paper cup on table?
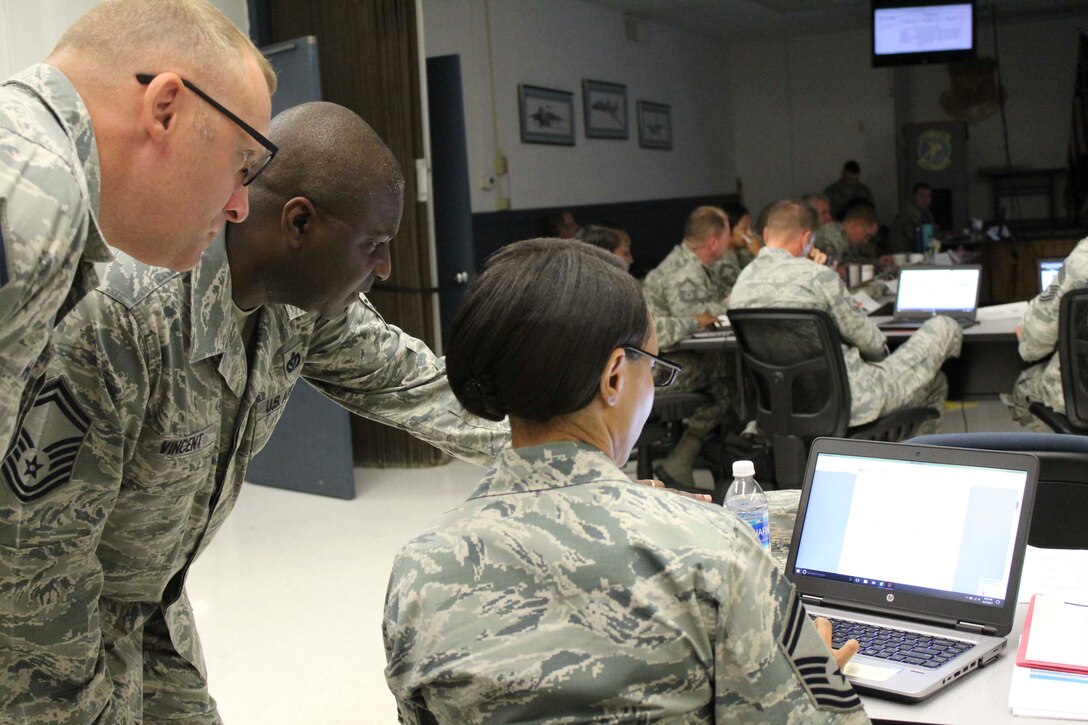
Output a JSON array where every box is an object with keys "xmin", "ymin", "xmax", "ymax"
[
  {"xmin": 909, "ymin": 253, "xmax": 924, "ymax": 264},
  {"xmin": 861, "ymin": 264, "xmax": 874, "ymax": 282},
  {"xmin": 893, "ymin": 253, "xmax": 907, "ymax": 266},
  {"xmin": 848, "ymin": 264, "xmax": 861, "ymax": 288}
]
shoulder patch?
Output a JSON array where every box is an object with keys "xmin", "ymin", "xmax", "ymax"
[
  {"xmin": 781, "ymin": 597, "xmax": 862, "ymax": 712},
  {"xmin": 676, "ymin": 278, "xmax": 702, "ymax": 304},
  {"xmin": 2, "ymin": 377, "xmax": 91, "ymax": 502}
]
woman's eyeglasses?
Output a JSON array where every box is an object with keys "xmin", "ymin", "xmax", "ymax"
[{"xmin": 623, "ymin": 346, "xmax": 682, "ymax": 388}]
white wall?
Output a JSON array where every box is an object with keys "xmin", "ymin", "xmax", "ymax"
[
  {"xmin": 0, "ymin": 0, "xmax": 249, "ymax": 80},
  {"xmin": 905, "ymin": 11, "xmax": 1088, "ymax": 220},
  {"xmin": 730, "ymin": 27, "xmax": 898, "ymax": 218},
  {"xmin": 728, "ymin": 10, "xmax": 1088, "ymax": 223},
  {"xmin": 421, "ymin": 0, "xmax": 734, "ymax": 213}
]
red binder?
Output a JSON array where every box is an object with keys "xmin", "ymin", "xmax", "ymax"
[{"xmin": 1015, "ymin": 594, "xmax": 1088, "ymax": 675}]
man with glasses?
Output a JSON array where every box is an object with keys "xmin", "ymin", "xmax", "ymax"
[
  {"xmin": 0, "ymin": 101, "xmax": 510, "ymax": 723},
  {"xmin": 0, "ymin": 0, "xmax": 275, "ymax": 467}
]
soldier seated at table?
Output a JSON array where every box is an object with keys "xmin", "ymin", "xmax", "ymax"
[
  {"xmin": 886, "ymin": 182, "xmax": 938, "ymax": 256},
  {"xmin": 384, "ymin": 238, "xmax": 867, "ymax": 724},
  {"xmin": 730, "ymin": 200, "xmax": 962, "ymax": 436},
  {"xmin": 1004, "ymin": 236, "xmax": 1088, "ymax": 430},
  {"xmin": 814, "ymin": 201, "xmax": 881, "ymax": 266},
  {"xmin": 641, "ymin": 206, "xmax": 744, "ymax": 487}
]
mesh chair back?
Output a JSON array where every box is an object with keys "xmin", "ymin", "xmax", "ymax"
[
  {"xmin": 728, "ymin": 309, "xmax": 852, "ymax": 439},
  {"xmin": 1059, "ymin": 288, "xmax": 1088, "ymax": 427}
]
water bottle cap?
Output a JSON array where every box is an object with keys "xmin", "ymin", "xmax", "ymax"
[{"xmin": 732, "ymin": 460, "xmax": 755, "ymax": 477}]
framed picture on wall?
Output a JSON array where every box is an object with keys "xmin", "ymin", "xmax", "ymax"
[
  {"xmin": 637, "ymin": 101, "xmax": 672, "ymax": 150},
  {"xmin": 582, "ymin": 79, "xmax": 628, "ymax": 139},
  {"xmin": 519, "ymin": 84, "xmax": 575, "ymax": 145}
]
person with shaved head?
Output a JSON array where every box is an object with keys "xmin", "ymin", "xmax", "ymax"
[
  {"xmin": 730, "ymin": 200, "xmax": 962, "ymax": 434},
  {"xmin": 0, "ymin": 0, "xmax": 275, "ymax": 489},
  {"xmin": 0, "ymin": 102, "xmax": 507, "ymax": 723}
]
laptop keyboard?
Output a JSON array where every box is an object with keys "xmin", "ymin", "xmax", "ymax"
[{"xmin": 827, "ymin": 617, "xmax": 976, "ymax": 668}]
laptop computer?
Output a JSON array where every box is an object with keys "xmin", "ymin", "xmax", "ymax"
[
  {"xmin": 785, "ymin": 437, "xmax": 1038, "ymax": 702},
  {"xmin": 877, "ymin": 265, "xmax": 982, "ymax": 330},
  {"xmin": 1038, "ymin": 258, "xmax": 1064, "ymax": 293}
]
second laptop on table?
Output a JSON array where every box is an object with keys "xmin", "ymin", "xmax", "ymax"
[{"xmin": 877, "ymin": 265, "xmax": 982, "ymax": 330}]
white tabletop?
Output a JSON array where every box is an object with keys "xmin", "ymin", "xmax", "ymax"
[{"xmin": 859, "ymin": 606, "xmax": 1049, "ymax": 724}]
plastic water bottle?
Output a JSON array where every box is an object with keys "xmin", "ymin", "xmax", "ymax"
[{"xmin": 723, "ymin": 460, "xmax": 769, "ymax": 549}]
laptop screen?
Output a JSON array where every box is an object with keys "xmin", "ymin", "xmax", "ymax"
[
  {"xmin": 1039, "ymin": 259, "xmax": 1063, "ymax": 292},
  {"xmin": 793, "ymin": 452, "xmax": 1029, "ymax": 609},
  {"xmin": 895, "ymin": 267, "xmax": 980, "ymax": 316}
]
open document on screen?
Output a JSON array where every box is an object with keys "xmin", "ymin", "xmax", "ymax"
[
  {"xmin": 897, "ymin": 267, "xmax": 980, "ymax": 314},
  {"xmin": 794, "ymin": 453, "xmax": 1027, "ymax": 606},
  {"xmin": 874, "ymin": 4, "xmax": 974, "ymax": 56}
]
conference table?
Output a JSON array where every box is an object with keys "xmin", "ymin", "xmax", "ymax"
[
  {"xmin": 670, "ymin": 314, "xmax": 1021, "ymax": 401},
  {"xmin": 764, "ymin": 490, "xmax": 1080, "ymax": 725}
]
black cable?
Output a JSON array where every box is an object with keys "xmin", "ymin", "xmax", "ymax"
[
  {"xmin": 991, "ymin": 3, "xmax": 1017, "ymax": 222},
  {"xmin": 961, "ymin": 401, "xmax": 969, "ymax": 433}
]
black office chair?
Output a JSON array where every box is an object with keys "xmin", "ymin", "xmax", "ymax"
[
  {"xmin": 728, "ymin": 308, "xmax": 938, "ymax": 488},
  {"xmin": 633, "ymin": 391, "xmax": 714, "ymax": 481},
  {"xmin": 1028, "ymin": 288, "xmax": 1088, "ymax": 434},
  {"xmin": 910, "ymin": 432, "xmax": 1088, "ymax": 549}
]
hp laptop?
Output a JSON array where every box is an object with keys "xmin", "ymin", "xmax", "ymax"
[
  {"xmin": 786, "ymin": 437, "xmax": 1038, "ymax": 702},
  {"xmin": 877, "ymin": 265, "xmax": 981, "ymax": 330},
  {"xmin": 1038, "ymin": 258, "xmax": 1063, "ymax": 293}
]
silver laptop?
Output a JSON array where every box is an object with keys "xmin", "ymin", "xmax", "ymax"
[
  {"xmin": 785, "ymin": 437, "xmax": 1038, "ymax": 702},
  {"xmin": 1038, "ymin": 258, "xmax": 1063, "ymax": 293},
  {"xmin": 878, "ymin": 265, "xmax": 981, "ymax": 330}
]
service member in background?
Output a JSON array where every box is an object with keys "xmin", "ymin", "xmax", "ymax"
[
  {"xmin": 1005, "ymin": 237, "xmax": 1088, "ymax": 429},
  {"xmin": 0, "ymin": 102, "xmax": 507, "ymax": 723},
  {"xmin": 642, "ymin": 206, "xmax": 743, "ymax": 488},
  {"xmin": 731, "ymin": 200, "xmax": 962, "ymax": 434},
  {"xmin": 0, "ymin": 0, "xmax": 276, "ymax": 463}
]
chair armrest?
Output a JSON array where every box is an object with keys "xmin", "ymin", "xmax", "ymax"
[
  {"xmin": 1028, "ymin": 401, "xmax": 1081, "ymax": 435},
  {"xmin": 848, "ymin": 407, "xmax": 939, "ymax": 441}
]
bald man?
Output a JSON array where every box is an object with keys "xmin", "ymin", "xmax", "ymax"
[
  {"xmin": 0, "ymin": 0, "xmax": 275, "ymax": 479},
  {"xmin": 0, "ymin": 103, "xmax": 507, "ymax": 723}
]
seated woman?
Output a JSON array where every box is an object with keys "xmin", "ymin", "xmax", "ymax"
[
  {"xmin": 383, "ymin": 239, "xmax": 865, "ymax": 724},
  {"xmin": 581, "ymin": 224, "xmax": 634, "ymax": 271},
  {"xmin": 723, "ymin": 200, "xmax": 762, "ymax": 268}
]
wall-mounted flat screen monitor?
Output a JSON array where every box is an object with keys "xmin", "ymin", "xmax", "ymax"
[{"xmin": 872, "ymin": 0, "xmax": 976, "ymax": 67}]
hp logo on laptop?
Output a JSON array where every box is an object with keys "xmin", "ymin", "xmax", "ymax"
[{"xmin": 887, "ymin": 593, "xmax": 895, "ymax": 602}]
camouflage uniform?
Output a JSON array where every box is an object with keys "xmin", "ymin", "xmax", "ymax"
[
  {"xmin": 814, "ymin": 222, "xmax": 878, "ymax": 265},
  {"xmin": 730, "ymin": 247, "xmax": 962, "ymax": 431},
  {"xmin": 823, "ymin": 179, "xmax": 874, "ymax": 219},
  {"xmin": 1005, "ymin": 237, "xmax": 1088, "ymax": 429},
  {"xmin": 886, "ymin": 200, "xmax": 935, "ymax": 255},
  {"xmin": 0, "ymin": 238, "xmax": 508, "ymax": 723},
  {"xmin": 642, "ymin": 245, "xmax": 740, "ymax": 439},
  {"xmin": 384, "ymin": 442, "xmax": 868, "ymax": 724},
  {"xmin": 0, "ymin": 65, "xmax": 112, "ymax": 463}
]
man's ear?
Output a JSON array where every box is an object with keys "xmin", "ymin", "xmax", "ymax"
[
  {"xmin": 598, "ymin": 348, "xmax": 626, "ymax": 407},
  {"xmin": 140, "ymin": 73, "xmax": 184, "ymax": 142},
  {"xmin": 282, "ymin": 197, "xmax": 317, "ymax": 249}
]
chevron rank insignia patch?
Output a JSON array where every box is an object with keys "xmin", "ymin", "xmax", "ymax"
[{"xmin": 2, "ymin": 378, "xmax": 91, "ymax": 502}]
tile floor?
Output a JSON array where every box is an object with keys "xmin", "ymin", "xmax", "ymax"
[{"xmin": 187, "ymin": 399, "xmax": 1031, "ymax": 723}]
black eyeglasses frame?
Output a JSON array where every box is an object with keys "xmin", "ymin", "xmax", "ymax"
[
  {"xmin": 623, "ymin": 346, "xmax": 682, "ymax": 388},
  {"xmin": 135, "ymin": 72, "xmax": 277, "ymax": 186}
]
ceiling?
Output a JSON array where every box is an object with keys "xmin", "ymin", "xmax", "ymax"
[{"xmin": 582, "ymin": 0, "xmax": 1088, "ymax": 41}]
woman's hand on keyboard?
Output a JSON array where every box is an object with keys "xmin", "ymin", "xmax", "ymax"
[{"xmin": 813, "ymin": 616, "xmax": 860, "ymax": 671}]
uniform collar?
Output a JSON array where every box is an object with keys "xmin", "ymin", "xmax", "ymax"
[
  {"xmin": 468, "ymin": 441, "xmax": 629, "ymax": 499},
  {"xmin": 189, "ymin": 233, "xmax": 310, "ymax": 396},
  {"xmin": 757, "ymin": 245, "xmax": 793, "ymax": 260},
  {"xmin": 6, "ymin": 64, "xmax": 111, "ymax": 263}
]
